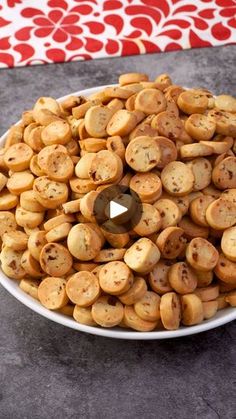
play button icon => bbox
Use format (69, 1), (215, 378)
(105, 193), (136, 224)
(94, 185), (142, 234)
(109, 200), (128, 219)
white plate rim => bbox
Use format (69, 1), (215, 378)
(0, 84), (235, 340)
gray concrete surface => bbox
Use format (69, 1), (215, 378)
(0, 46), (236, 419)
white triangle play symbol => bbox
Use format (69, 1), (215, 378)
(109, 200), (128, 219)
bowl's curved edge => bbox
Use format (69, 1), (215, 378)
(1, 274), (236, 340)
(0, 84), (236, 340)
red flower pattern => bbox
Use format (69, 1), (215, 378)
(7, 0), (22, 7)
(15, 6), (84, 50)
(0, 0), (235, 68)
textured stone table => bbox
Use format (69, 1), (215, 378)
(0, 46), (236, 419)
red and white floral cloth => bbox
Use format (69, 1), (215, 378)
(0, 0), (235, 68)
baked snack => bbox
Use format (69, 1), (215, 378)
(1, 71), (235, 333)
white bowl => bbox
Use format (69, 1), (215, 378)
(0, 84), (235, 340)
